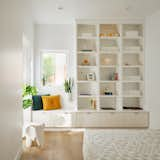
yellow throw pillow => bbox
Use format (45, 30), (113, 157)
(42, 95), (61, 110)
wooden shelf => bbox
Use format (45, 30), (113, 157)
(100, 95), (117, 98)
(78, 95), (97, 98)
(122, 65), (142, 68)
(122, 36), (143, 39)
(123, 95), (143, 98)
(100, 52), (119, 54)
(77, 36), (97, 40)
(100, 65), (117, 68)
(77, 51), (97, 54)
(100, 37), (119, 40)
(122, 51), (143, 54)
(100, 80), (118, 83)
(78, 65), (97, 68)
(77, 81), (97, 83)
(122, 80), (143, 83)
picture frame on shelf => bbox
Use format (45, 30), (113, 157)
(87, 72), (96, 81)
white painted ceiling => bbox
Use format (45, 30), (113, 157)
(32, 0), (160, 24)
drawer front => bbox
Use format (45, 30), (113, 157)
(73, 112), (149, 128)
(32, 112), (72, 127)
(32, 111), (45, 124)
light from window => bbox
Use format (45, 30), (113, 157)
(41, 52), (67, 86)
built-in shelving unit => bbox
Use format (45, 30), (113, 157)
(76, 21), (144, 112)
(31, 20), (149, 129)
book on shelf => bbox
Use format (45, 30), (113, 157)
(101, 107), (115, 110)
(123, 106), (143, 110)
(79, 93), (92, 96)
(80, 49), (94, 52)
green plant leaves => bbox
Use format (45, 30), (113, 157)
(22, 84), (38, 109)
(64, 78), (74, 93)
(23, 99), (32, 109)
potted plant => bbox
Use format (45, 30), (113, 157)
(22, 84), (37, 109)
(64, 78), (74, 101)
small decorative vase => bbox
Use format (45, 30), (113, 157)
(67, 92), (72, 101)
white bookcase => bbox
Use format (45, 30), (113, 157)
(76, 20), (144, 112)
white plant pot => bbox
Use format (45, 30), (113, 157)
(67, 92), (72, 101)
(23, 107), (32, 124)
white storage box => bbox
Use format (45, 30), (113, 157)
(81, 33), (93, 37)
(125, 30), (139, 37)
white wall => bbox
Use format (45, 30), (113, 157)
(34, 24), (76, 110)
(22, 1), (35, 125)
(23, 0), (34, 84)
(145, 10), (160, 129)
(0, 0), (33, 159)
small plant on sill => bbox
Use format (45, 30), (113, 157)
(64, 78), (74, 93)
(64, 78), (74, 101)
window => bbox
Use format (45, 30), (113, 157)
(41, 51), (67, 86)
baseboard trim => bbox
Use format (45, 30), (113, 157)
(44, 127), (85, 132)
(14, 146), (22, 160)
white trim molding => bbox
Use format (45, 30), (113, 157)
(14, 146), (22, 160)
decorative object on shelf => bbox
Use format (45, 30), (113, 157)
(80, 71), (87, 80)
(99, 33), (105, 37)
(114, 72), (118, 80)
(81, 33), (93, 37)
(80, 49), (93, 52)
(123, 106), (142, 110)
(80, 93), (91, 96)
(124, 63), (129, 66)
(90, 99), (96, 109)
(64, 77), (74, 101)
(101, 107), (115, 110)
(99, 24), (120, 37)
(82, 59), (90, 65)
(22, 84), (38, 109)
(87, 72), (96, 81)
(110, 72), (118, 81)
(125, 30), (139, 37)
(99, 32), (120, 37)
(104, 57), (111, 65)
(104, 88), (113, 95)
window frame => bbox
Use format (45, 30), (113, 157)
(40, 50), (70, 88)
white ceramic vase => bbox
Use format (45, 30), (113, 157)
(67, 92), (72, 101)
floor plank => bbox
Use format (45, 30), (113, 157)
(21, 131), (83, 160)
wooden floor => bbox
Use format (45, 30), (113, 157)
(21, 131), (83, 160)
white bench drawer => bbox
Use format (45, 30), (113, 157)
(73, 112), (149, 128)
